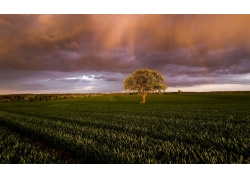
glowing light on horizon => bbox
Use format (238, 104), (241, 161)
(168, 84), (250, 92)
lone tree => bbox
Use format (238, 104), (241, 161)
(124, 68), (167, 103)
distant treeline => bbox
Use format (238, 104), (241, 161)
(107, 91), (250, 95)
(0, 93), (104, 102)
(165, 91), (250, 94)
(0, 91), (249, 102)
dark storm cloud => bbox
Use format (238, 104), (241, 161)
(167, 79), (213, 88)
(92, 75), (105, 79)
(20, 83), (44, 87)
(1, 15), (250, 72)
(105, 77), (121, 81)
(129, 46), (248, 78)
(1, 14), (250, 93)
(88, 75), (121, 81)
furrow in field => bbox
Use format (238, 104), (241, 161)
(0, 126), (70, 163)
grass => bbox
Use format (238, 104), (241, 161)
(0, 126), (67, 163)
(0, 93), (250, 163)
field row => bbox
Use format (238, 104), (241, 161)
(0, 126), (68, 164)
(1, 95), (250, 163)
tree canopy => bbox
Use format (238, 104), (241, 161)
(124, 68), (167, 103)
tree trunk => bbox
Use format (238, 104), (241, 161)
(141, 94), (147, 103)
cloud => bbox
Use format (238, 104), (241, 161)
(65, 42), (79, 49)
(1, 14), (250, 93)
(90, 75), (121, 81)
(0, 17), (13, 26)
(105, 77), (121, 81)
(20, 83), (44, 87)
(57, 78), (89, 83)
(82, 86), (95, 91)
(92, 75), (105, 79)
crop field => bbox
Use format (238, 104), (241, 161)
(0, 126), (67, 163)
(0, 94), (250, 163)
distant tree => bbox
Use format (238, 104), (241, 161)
(124, 68), (167, 103)
(27, 96), (34, 102)
(41, 95), (47, 101)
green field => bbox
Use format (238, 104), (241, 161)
(0, 94), (250, 163)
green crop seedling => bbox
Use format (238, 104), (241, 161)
(0, 94), (250, 163)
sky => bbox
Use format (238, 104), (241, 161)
(1, 14), (250, 94)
